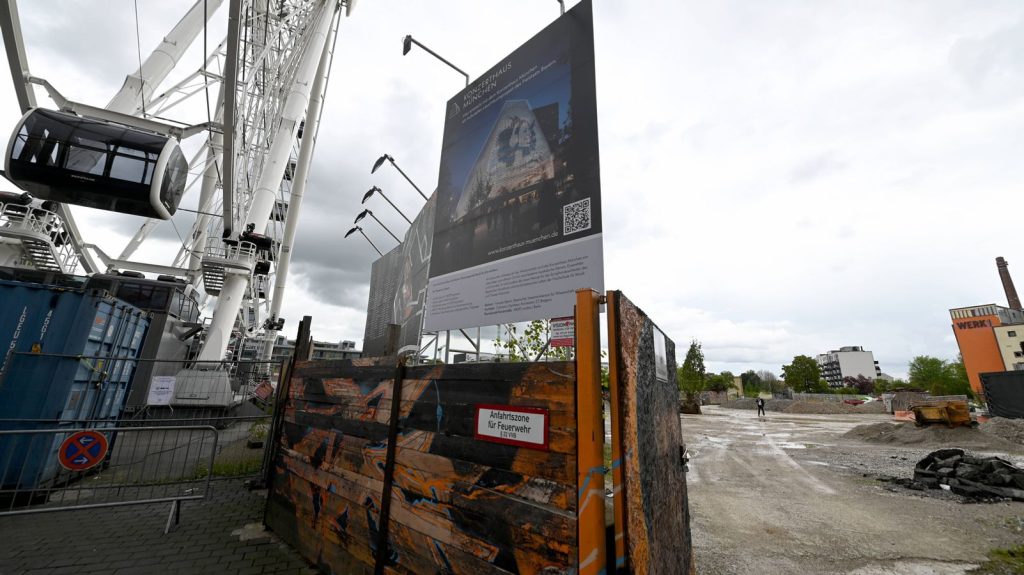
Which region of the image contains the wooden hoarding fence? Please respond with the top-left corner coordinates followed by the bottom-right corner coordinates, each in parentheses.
top-left (265, 354), bottom-right (581, 573)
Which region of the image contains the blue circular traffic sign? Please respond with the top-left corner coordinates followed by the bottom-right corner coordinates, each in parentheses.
top-left (58, 430), bottom-right (109, 471)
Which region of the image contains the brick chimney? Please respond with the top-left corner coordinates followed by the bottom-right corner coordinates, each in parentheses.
top-left (997, 257), bottom-right (1022, 311)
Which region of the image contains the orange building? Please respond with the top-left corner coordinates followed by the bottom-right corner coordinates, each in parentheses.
top-left (950, 304), bottom-right (1024, 395)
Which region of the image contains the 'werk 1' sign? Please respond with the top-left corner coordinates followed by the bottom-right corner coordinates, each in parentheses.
top-left (474, 404), bottom-right (549, 450)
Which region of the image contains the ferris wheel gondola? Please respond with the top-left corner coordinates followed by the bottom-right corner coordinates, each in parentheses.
top-left (5, 108), bottom-right (188, 219)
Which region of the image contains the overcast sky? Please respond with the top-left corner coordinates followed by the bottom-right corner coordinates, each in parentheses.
top-left (2, 0), bottom-right (1022, 378)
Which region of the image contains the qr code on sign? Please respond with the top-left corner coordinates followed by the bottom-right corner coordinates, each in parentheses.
top-left (562, 198), bottom-right (591, 236)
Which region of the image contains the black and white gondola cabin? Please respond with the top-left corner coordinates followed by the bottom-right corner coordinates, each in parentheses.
top-left (5, 108), bottom-right (188, 219)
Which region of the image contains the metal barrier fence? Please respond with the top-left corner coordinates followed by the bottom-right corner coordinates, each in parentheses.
top-left (0, 355), bottom-right (284, 527)
top-left (0, 425), bottom-right (217, 531)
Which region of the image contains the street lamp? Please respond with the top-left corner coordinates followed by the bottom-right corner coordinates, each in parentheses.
top-left (354, 209), bottom-right (401, 244)
top-left (371, 153), bottom-right (428, 201)
top-left (402, 34), bottom-right (469, 87)
top-left (344, 226), bottom-right (382, 256)
top-left (362, 186), bottom-right (412, 224)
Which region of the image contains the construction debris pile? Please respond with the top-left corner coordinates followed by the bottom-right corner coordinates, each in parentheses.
top-left (911, 448), bottom-right (1024, 501)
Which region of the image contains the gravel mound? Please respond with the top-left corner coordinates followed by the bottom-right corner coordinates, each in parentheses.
top-left (720, 398), bottom-right (757, 410)
top-left (784, 400), bottom-right (858, 414)
top-left (720, 398), bottom-right (887, 415)
top-left (855, 401), bottom-right (888, 414)
top-left (719, 398), bottom-right (793, 412)
top-left (981, 417), bottom-right (1024, 446)
top-left (844, 422), bottom-right (1020, 451)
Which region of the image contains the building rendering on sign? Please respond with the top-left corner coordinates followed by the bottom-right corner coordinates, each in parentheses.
top-left (950, 257), bottom-right (1024, 396)
top-left (816, 346), bottom-right (882, 388)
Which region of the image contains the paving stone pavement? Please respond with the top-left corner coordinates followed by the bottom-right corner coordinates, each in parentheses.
top-left (0, 480), bottom-right (317, 575)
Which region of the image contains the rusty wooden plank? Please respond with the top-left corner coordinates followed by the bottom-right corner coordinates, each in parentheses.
top-left (267, 357), bottom-right (583, 575)
top-left (278, 416), bottom-right (578, 571)
top-left (267, 463), bottom-right (379, 573)
top-left (280, 422), bottom-right (576, 513)
top-left (611, 291), bottom-right (694, 574)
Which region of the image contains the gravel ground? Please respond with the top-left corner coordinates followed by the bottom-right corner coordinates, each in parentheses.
top-left (683, 406), bottom-right (1024, 575)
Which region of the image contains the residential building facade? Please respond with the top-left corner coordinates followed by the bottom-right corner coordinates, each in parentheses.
top-left (816, 346), bottom-right (882, 388)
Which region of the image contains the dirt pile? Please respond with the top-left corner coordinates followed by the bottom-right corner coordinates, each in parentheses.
top-left (721, 398), bottom-right (890, 415)
top-left (855, 401), bottom-right (888, 414)
top-left (719, 398), bottom-right (793, 412)
top-left (981, 417), bottom-right (1024, 446)
top-left (912, 448), bottom-right (1024, 501)
top-left (845, 422), bottom-right (1021, 450)
top-left (783, 401), bottom-right (857, 414)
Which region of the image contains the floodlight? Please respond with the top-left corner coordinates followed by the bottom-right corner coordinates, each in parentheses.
top-left (361, 186), bottom-right (411, 223)
top-left (354, 208), bottom-right (401, 243)
top-left (369, 153), bottom-right (428, 201)
top-left (344, 225), bottom-right (383, 256)
top-left (401, 34), bottom-right (469, 87)
top-left (371, 154), bottom-right (392, 174)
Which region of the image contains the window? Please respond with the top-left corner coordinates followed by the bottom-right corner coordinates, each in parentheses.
top-left (1015, 352), bottom-right (1023, 358)
top-left (109, 154), bottom-right (147, 183)
top-left (116, 283), bottom-right (169, 311)
top-left (65, 146), bottom-right (107, 175)
top-left (1009, 331), bottom-right (1017, 337)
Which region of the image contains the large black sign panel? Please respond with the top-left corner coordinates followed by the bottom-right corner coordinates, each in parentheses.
top-left (425, 0), bottom-right (603, 331)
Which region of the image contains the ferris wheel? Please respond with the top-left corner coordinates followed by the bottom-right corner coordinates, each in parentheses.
top-left (0, 0), bottom-right (350, 404)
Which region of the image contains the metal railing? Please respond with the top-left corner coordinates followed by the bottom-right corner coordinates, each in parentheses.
top-left (203, 237), bottom-right (257, 267)
top-left (0, 425), bottom-right (217, 517)
top-left (0, 201), bottom-right (79, 271)
top-left (0, 354), bottom-right (283, 526)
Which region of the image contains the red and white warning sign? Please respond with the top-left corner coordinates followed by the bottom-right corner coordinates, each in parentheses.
top-left (549, 316), bottom-right (574, 348)
top-left (474, 404), bottom-right (549, 451)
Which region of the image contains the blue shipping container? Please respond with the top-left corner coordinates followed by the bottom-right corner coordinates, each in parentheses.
top-left (0, 279), bottom-right (150, 490)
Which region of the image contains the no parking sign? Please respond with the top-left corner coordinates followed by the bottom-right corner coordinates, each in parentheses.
top-left (58, 430), bottom-right (109, 471)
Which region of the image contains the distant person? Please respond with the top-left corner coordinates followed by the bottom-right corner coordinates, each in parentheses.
top-left (756, 397), bottom-right (766, 417)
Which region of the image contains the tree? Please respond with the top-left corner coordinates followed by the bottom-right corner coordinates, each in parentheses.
top-left (757, 370), bottom-right (782, 394)
top-left (740, 370), bottom-right (762, 397)
top-left (874, 378), bottom-right (909, 393)
top-left (706, 371), bottom-right (735, 392)
top-left (677, 340), bottom-right (706, 401)
top-left (495, 320), bottom-right (573, 362)
top-left (947, 356), bottom-right (972, 398)
top-left (908, 356), bottom-right (947, 391)
top-left (782, 355), bottom-right (821, 393)
top-left (677, 340), bottom-right (706, 414)
top-left (842, 375), bottom-right (875, 395)
top-left (907, 355), bottom-right (974, 398)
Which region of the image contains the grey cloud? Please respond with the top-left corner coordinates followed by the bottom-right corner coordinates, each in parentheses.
top-left (789, 151), bottom-right (846, 183)
top-left (948, 17), bottom-right (1024, 100)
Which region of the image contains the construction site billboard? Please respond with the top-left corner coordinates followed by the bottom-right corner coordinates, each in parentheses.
top-left (424, 0), bottom-right (603, 331)
top-left (362, 194), bottom-right (435, 357)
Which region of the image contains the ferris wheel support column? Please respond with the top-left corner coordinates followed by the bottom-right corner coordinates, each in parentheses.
top-left (188, 82), bottom-right (228, 279)
top-left (106, 0), bottom-right (223, 115)
top-left (261, 10), bottom-right (339, 360)
top-left (195, 0), bottom-right (336, 364)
